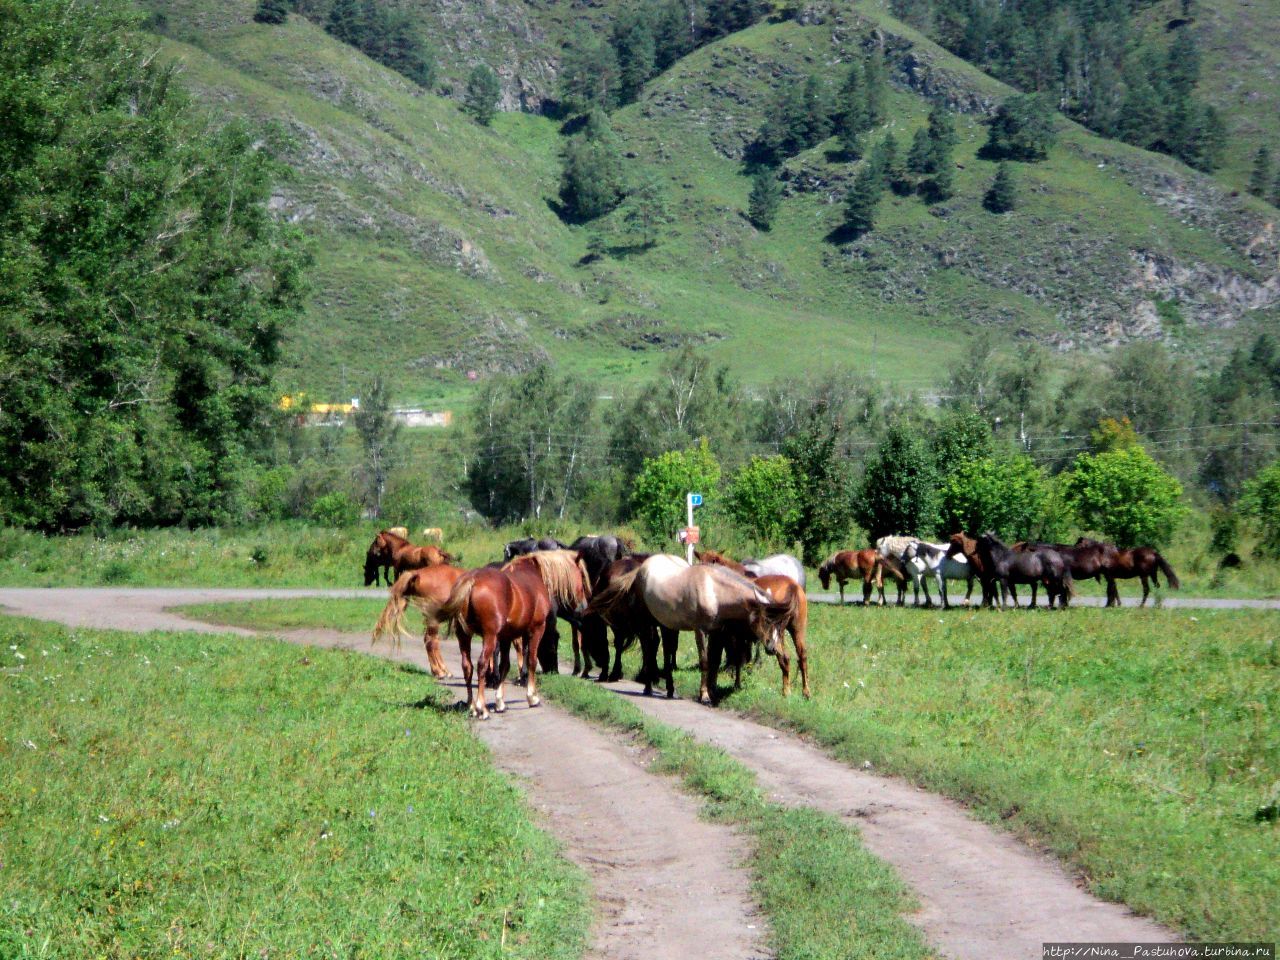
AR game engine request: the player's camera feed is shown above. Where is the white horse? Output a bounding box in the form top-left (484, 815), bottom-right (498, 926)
top-left (902, 541), bottom-right (975, 609)
top-left (742, 553), bottom-right (806, 588)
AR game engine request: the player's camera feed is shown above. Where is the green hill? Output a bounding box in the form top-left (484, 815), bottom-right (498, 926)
top-left (147, 0), bottom-right (1280, 405)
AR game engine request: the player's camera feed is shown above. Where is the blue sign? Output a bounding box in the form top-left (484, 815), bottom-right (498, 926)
top-left (689, 493), bottom-right (703, 507)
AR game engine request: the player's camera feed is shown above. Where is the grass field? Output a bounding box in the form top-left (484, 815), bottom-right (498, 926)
top-left (176, 598), bottom-right (1280, 942)
top-left (3, 519), bottom-right (1279, 600)
top-left (0, 616), bottom-right (588, 959)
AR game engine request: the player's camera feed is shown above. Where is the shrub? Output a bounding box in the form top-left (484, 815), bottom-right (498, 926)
top-left (1240, 460), bottom-right (1280, 558)
top-left (726, 456), bottom-right (800, 546)
top-left (630, 440), bottom-right (721, 543)
top-left (854, 425), bottom-right (938, 539)
top-left (1063, 444), bottom-right (1185, 547)
top-left (308, 491), bottom-right (360, 527)
top-left (937, 455), bottom-right (1048, 540)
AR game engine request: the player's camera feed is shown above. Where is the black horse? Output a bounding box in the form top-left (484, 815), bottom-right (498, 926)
top-left (503, 536), bottom-right (568, 561)
top-left (976, 533), bottom-right (1075, 609)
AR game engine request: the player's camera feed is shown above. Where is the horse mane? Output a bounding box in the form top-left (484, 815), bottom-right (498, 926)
top-left (505, 550), bottom-right (588, 608)
top-left (587, 564), bottom-right (644, 621)
top-left (697, 549), bottom-right (748, 575)
top-left (380, 529), bottom-right (409, 546)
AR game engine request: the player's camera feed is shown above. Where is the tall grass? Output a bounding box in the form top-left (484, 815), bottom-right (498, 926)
top-left (0, 616), bottom-right (588, 959)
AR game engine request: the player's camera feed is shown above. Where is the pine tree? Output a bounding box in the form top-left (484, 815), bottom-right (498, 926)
top-left (907, 127), bottom-right (932, 174)
top-left (982, 94), bottom-right (1057, 161)
top-left (925, 156), bottom-right (954, 202)
top-left (560, 23), bottom-right (619, 113)
top-left (983, 162), bottom-right (1017, 212)
top-left (1248, 147), bottom-right (1272, 198)
top-left (800, 73), bottom-right (832, 146)
top-left (623, 174), bottom-right (672, 247)
top-left (253, 0), bottom-right (290, 25)
top-left (464, 64), bottom-right (501, 125)
top-left (927, 102), bottom-right (958, 152)
top-left (558, 109), bottom-right (626, 221)
top-left (843, 164), bottom-right (883, 237)
top-left (861, 49), bottom-right (888, 127)
top-left (326, 0), bottom-right (362, 46)
top-left (614, 11), bottom-right (656, 105)
top-left (1164, 29), bottom-right (1200, 98)
top-left (836, 59), bottom-right (864, 142)
top-left (747, 167), bottom-right (782, 229)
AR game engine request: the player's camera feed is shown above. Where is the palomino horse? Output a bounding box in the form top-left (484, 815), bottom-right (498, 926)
top-left (439, 551), bottom-right (585, 719)
top-left (1075, 537), bottom-right (1180, 606)
top-left (972, 533), bottom-right (1075, 609)
top-left (817, 549), bottom-right (901, 605)
top-left (591, 554), bottom-right (795, 704)
top-left (902, 541), bottom-right (976, 609)
top-left (710, 574), bottom-right (810, 698)
top-left (370, 565), bottom-right (464, 677)
top-left (365, 530), bottom-right (453, 586)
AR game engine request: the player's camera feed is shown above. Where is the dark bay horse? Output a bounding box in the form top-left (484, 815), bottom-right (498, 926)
top-left (972, 533), bottom-right (1075, 609)
top-left (365, 530), bottom-right (453, 586)
top-left (1076, 537), bottom-right (1181, 606)
top-left (371, 564), bottom-right (464, 678)
top-left (503, 536), bottom-right (569, 561)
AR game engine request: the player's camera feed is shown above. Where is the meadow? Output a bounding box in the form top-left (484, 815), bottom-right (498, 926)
top-left (0, 616), bottom-right (588, 959)
top-left (2, 518), bottom-right (1278, 600)
top-left (175, 598), bottom-right (1280, 943)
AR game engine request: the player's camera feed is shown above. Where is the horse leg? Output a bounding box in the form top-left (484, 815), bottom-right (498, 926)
top-left (938, 572), bottom-right (949, 611)
top-left (1140, 575), bottom-right (1150, 607)
top-left (494, 637), bottom-right (511, 714)
top-left (525, 619), bottom-right (547, 709)
top-left (661, 626), bottom-right (679, 700)
top-left (1107, 576), bottom-right (1120, 607)
top-left (698, 628), bottom-right (716, 705)
top-left (964, 573), bottom-right (974, 606)
top-left (1029, 580), bottom-right (1039, 609)
top-left (570, 622), bottom-right (583, 677)
top-left (608, 626), bottom-right (628, 683)
top-left (638, 625), bottom-right (659, 696)
top-left (473, 630), bottom-right (498, 720)
top-left (458, 629), bottom-right (475, 713)
top-left (424, 622), bottom-right (451, 678)
top-left (775, 640), bottom-right (791, 697)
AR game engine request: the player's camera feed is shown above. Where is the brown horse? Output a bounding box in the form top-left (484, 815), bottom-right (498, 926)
top-left (371, 565), bottom-right (463, 678)
top-left (722, 574), bottom-right (809, 698)
top-left (1076, 537), bottom-right (1181, 606)
top-left (817, 549), bottom-right (904, 605)
top-left (440, 552), bottom-right (584, 719)
top-left (365, 530), bottom-right (454, 586)
top-left (946, 532), bottom-right (997, 607)
top-left (695, 548), bottom-right (751, 577)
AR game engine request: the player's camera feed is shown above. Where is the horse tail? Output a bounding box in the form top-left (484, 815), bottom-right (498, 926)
top-left (439, 573), bottom-right (478, 634)
top-left (1157, 553), bottom-right (1181, 590)
top-left (372, 572), bottom-right (417, 649)
top-left (588, 565), bottom-right (644, 621)
top-left (1062, 568), bottom-right (1077, 599)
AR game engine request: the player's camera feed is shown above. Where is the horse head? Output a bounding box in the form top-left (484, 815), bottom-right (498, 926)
top-left (817, 559), bottom-right (832, 590)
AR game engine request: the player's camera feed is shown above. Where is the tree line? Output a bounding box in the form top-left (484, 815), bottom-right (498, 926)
top-left (888, 0), bottom-right (1225, 171)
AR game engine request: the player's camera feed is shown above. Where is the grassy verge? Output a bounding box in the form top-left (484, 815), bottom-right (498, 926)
top-left (537, 673), bottom-right (937, 960)
top-left (176, 598), bottom-right (387, 633)
top-left (691, 605), bottom-right (1280, 942)
top-left (0, 616), bottom-right (588, 960)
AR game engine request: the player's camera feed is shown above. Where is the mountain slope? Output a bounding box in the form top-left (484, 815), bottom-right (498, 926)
top-left (149, 0), bottom-right (1280, 403)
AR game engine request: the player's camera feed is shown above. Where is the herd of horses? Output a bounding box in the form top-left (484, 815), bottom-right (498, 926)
top-left (365, 526), bottom-right (1180, 718)
top-left (820, 533), bottom-right (1180, 610)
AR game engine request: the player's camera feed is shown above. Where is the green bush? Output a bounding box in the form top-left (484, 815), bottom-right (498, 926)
top-left (630, 440), bottom-right (721, 543)
top-left (726, 455), bottom-right (799, 546)
top-left (937, 454), bottom-right (1048, 540)
top-left (1241, 460), bottom-right (1280, 558)
top-left (1064, 444), bottom-right (1185, 547)
top-left (855, 425), bottom-right (938, 539)
top-left (308, 491), bottom-right (360, 528)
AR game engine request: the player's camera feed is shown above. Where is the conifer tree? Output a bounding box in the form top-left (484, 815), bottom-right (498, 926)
top-left (844, 164), bottom-right (883, 237)
top-left (861, 49), bottom-right (888, 127)
top-left (464, 64), bottom-right (501, 125)
top-left (1248, 147), bottom-right (1272, 199)
top-left (983, 162), bottom-right (1017, 212)
top-left (925, 156), bottom-right (954, 202)
top-left (747, 167), bottom-right (783, 230)
top-left (253, 0), bottom-right (290, 25)
top-left (614, 11), bottom-right (656, 105)
top-left (907, 127), bottom-right (933, 174)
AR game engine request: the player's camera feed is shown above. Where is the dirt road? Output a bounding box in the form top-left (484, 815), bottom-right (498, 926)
top-left (1, 587), bottom-right (1196, 959)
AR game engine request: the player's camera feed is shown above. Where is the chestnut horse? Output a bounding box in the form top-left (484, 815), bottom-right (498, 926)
top-left (440, 552), bottom-right (585, 719)
top-left (370, 565), bottom-right (463, 678)
top-left (713, 574), bottom-right (810, 698)
top-left (364, 530), bottom-right (454, 586)
top-left (817, 549), bottom-right (903, 605)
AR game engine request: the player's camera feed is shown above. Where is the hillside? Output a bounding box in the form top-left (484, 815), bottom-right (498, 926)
top-left (147, 0), bottom-right (1280, 404)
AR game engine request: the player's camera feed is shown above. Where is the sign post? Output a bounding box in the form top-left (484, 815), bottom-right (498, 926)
top-left (684, 492), bottom-right (703, 564)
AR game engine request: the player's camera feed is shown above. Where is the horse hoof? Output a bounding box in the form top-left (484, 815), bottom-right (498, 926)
top-left (494, 703), bottom-right (506, 714)
top-left (528, 695), bottom-right (541, 708)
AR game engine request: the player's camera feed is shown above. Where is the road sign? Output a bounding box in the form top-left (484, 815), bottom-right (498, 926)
top-left (679, 526), bottom-right (701, 545)
top-left (689, 493), bottom-right (703, 507)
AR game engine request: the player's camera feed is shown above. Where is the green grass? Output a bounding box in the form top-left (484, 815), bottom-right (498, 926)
top-left (538, 673), bottom-right (937, 960)
top-left (691, 605), bottom-right (1280, 942)
top-left (177, 598), bottom-right (387, 632)
top-left (173, 595), bottom-right (1280, 942)
top-left (0, 616), bottom-right (588, 959)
